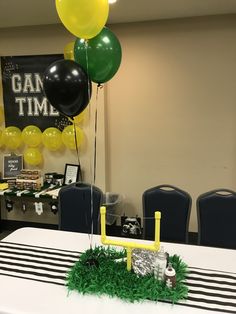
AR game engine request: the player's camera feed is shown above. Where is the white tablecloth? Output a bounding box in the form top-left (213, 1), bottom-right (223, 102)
top-left (0, 227), bottom-right (236, 314)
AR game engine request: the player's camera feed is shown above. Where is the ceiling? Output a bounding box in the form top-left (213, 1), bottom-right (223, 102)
top-left (0, 0), bottom-right (236, 29)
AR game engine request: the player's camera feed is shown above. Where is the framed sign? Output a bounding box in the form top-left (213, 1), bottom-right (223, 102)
top-left (1, 54), bottom-right (72, 131)
top-left (63, 164), bottom-right (80, 185)
top-left (3, 154), bottom-right (23, 179)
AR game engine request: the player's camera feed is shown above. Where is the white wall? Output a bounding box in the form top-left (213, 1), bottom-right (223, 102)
top-left (106, 15), bottom-right (236, 231)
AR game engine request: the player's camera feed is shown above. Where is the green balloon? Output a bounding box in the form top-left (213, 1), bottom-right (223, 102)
top-left (74, 27), bottom-right (122, 84)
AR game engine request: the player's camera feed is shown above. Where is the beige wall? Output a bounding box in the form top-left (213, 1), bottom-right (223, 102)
top-left (106, 15), bottom-right (236, 231)
top-left (0, 24), bottom-right (105, 223)
top-left (0, 15), bottom-right (236, 232)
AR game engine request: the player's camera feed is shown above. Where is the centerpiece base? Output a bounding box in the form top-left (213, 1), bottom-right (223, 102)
top-left (67, 246), bottom-right (188, 303)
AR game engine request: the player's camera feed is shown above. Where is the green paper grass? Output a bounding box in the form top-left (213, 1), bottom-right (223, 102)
top-left (67, 246), bottom-right (188, 303)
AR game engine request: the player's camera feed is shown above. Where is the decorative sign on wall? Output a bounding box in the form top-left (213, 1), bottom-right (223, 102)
top-left (0, 55), bottom-right (71, 131)
top-left (63, 163), bottom-right (80, 185)
top-left (3, 154), bottom-right (23, 179)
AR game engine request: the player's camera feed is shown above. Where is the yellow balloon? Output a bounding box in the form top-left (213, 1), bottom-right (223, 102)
top-left (56, 0), bottom-right (109, 39)
top-left (42, 127), bottom-right (63, 151)
top-left (2, 126), bottom-right (22, 150)
top-left (64, 41), bottom-right (75, 60)
top-left (22, 125), bottom-right (42, 147)
top-left (0, 129), bottom-right (4, 147)
top-left (62, 125), bottom-right (84, 150)
top-left (73, 108), bottom-right (88, 124)
top-left (24, 147), bottom-right (43, 166)
top-left (0, 107), bottom-right (4, 125)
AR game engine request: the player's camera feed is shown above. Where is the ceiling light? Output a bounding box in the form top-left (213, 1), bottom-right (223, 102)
top-left (109, 0), bottom-right (117, 4)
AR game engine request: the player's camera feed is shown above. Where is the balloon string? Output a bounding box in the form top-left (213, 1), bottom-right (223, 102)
top-left (93, 213), bottom-right (156, 232)
top-left (93, 109), bottom-right (97, 183)
top-left (93, 83), bottom-right (103, 183)
top-left (72, 119), bottom-right (83, 181)
top-left (93, 86), bottom-right (98, 183)
top-left (85, 39), bottom-right (93, 249)
top-left (97, 213), bottom-right (156, 220)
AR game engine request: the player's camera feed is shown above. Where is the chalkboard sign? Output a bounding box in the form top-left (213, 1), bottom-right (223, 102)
top-left (3, 154), bottom-right (23, 179)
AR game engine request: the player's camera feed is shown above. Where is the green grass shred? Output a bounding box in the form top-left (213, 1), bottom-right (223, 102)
top-left (67, 246), bottom-right (188, 303)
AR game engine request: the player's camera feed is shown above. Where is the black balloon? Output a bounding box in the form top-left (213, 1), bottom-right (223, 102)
top-left (43, 59), bottom-right (92, 117)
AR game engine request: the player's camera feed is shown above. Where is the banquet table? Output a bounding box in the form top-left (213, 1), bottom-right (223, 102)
top-left (0, 227), bottom-right (236, 314)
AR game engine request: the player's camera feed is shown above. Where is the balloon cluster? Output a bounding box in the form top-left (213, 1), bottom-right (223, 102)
top-left (43, 0), bottom-right (122, 118)
top-left (0, 111), bottom-right (85, 166)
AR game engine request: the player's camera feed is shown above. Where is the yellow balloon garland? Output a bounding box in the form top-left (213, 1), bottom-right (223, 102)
top-left (42, 127), bottom-right (63, 151)
top-left (2, 126), bottom-right (22, 150)
top-left (24, 147), bottom-right (43, 166)
top-left (0, 129), bottom-right (4, 147)
top-left (62, 125), bottom-right (84, 150)
top-left (73, 108), bottom-right (88, 124)
top-left (22, 125), bottom-right (42, 147)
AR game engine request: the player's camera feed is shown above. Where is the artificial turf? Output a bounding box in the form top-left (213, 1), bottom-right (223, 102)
top-left (67, 246), bottom-right (188, 303)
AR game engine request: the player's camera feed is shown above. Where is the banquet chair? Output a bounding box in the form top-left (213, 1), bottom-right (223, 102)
top-left (58, 182), bottom-right (103, 234)
top-left (197, 189), bottom-right (236, 249)
top-left (142, 185), bottom-right (191, 243)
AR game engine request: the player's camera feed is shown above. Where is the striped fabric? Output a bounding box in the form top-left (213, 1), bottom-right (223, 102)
top-left (0, 241), bottom-right (236, 313)
top-left (182, 266), bottom-right (236, 313)
top-left (0, 241), bottom-right (81, 286)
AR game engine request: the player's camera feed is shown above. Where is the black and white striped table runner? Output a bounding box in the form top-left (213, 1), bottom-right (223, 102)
top-left (180, 266), bottom-right (236, 313)
top-left (0, 241), bottom-right (235, 313)
top-left (0, 241), bottom-right (81, 286)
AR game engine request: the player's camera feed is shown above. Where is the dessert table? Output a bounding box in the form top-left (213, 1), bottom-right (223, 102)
top-left (0, 227), bottom-right (235, 314)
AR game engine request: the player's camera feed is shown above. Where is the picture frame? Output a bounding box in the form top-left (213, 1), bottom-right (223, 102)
top-left (63, 163), bottom-right (80, 185)
top-left (3, 154), bottom-right (23, 179)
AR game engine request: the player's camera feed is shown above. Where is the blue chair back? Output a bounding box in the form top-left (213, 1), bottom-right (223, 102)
top-left (197, 189), bottom-right (236, 249)
top-left (58, 182), bottom-right (103, 234)
top-left (143, 185), bottom-right (191, 243)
